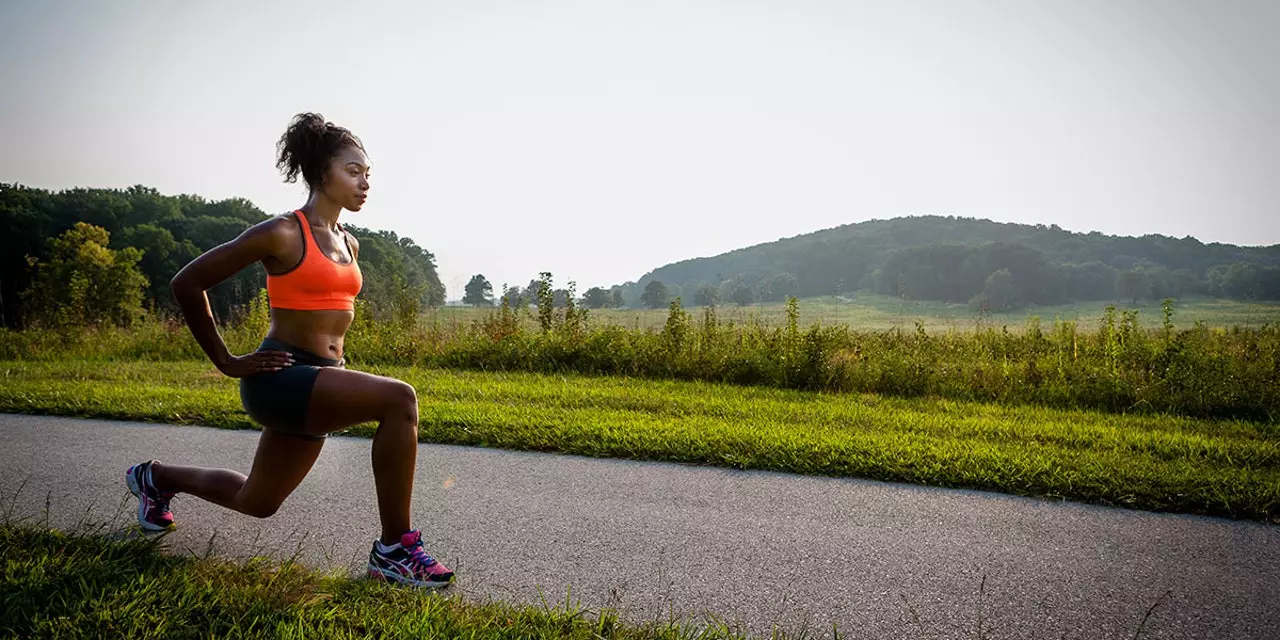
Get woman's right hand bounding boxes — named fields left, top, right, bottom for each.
left=218, top=350, right=296, bottom=378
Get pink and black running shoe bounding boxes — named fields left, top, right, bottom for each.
left=126, top=460, right=176, bottom=531
left=367, top=529, right=455, bottom=588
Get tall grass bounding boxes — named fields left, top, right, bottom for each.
left=2, top=293, right=1276, bottom=422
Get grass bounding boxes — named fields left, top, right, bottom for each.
left=428, top=293, right=1280, bottom=332
left=5, top=295, right=1279, bottom=423
left=0, top=518, right=779, bottom=639
left=0, top=516, right=1184, bottom=640
left=2, top=360, right=1276, bottom=523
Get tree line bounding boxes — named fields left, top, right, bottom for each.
left=0, top=183, right=443, bottom=328
left=461, top=273, right=626, bottom=309
left=9, top=182, right=1278, bottom=322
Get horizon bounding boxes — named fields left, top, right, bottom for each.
left=3, top=0, right=1277, bottom=298
left=5, top=181, right=1278, bottom=298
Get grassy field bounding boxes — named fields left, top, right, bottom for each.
left=0, top=520, right=776, bottom=639
left=6, top=295, right=1278, bottom=423
left=426, top=293, right=1280, bottom=332
left=2, top=360, right=1275, bottom=523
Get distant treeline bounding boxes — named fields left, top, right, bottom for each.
left=0, top=183, right=443, bottom=328
left=624, top=215, right=1280, bottom=310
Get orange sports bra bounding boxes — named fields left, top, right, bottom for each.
left=266, top=210, right=363, bottom=311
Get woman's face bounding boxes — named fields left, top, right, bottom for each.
left=321, top=145, right=371, bottom=212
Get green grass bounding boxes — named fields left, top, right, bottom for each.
left=0, top=520, right=779, bottom=639
left=2, top=360, right=1276, bottom=523
left=6, top=295, right=1278, bottom=423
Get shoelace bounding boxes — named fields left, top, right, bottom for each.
left=406, top=541, right=437, bottom=569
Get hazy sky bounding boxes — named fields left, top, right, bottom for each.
left=2, top=0, right=1277, bottom=298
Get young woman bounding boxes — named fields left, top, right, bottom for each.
left=125, top=112, right=453, bottom=589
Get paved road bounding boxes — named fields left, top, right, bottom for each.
left=1, top=414, right=1276, bottom=639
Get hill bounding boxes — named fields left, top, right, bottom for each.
left=618, top=216, right=1280, bottom=311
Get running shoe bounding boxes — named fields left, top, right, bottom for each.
left=125, top=460, right=176, bottom=531
left=367, top=529, right=455, bottom=588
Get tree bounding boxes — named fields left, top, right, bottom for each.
left=640, top=280, right=669, bottom=309
left=0, top=183, right=448, bottom=325
left=1171, top=269, right=1203, bottom=297
left=113, top=223, right=186, bottom=309
left=980, top=268, right=1019, bottom=311
left=463, top=274, right=494, bottom=306
left=1115, top=269, right=1151, bottom=305
left=730, top=283, right=755, bottom=306
left=609, top=286, right=626, bottom=309
left=187, top=196, right=266, bottom=226
left=1109, top=254, right=1143, bottom=271
left=1143, top=266, right=1174, bottom=300
left=1209, top=262, right=1280, bottom=300
left=21, top=222, right=148, bottom=328
left=502, top=285, right=525, bottom=307
left=768, top=273, right=798, bottom=302
left=121, top=185, right=182, bottom=228
left=754, top=277, right=773, bottom=303
left=694, top=284, right=719, bottom=307
left=1065, top=261, right=1115, bottom=301
left=581, top=286, right=612, bottom=309
left=343, top=224, right=445, bottom=319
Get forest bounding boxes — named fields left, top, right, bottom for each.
left=0, top=183, right=443, bottom=328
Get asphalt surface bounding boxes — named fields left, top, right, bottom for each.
left=1, top=414, right=1276, bottom=640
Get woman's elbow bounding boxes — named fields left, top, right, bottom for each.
left=170, top=268, right=203, bottom=297
left=169, top=271, right=188, bottom=295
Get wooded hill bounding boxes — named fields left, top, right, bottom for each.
left=0, top=183, right=443, bottom=328
left=620, top=216, right=1280, bottom=310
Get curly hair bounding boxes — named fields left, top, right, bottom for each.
left=275, top=113, right=365, bottom=189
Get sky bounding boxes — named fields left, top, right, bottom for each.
left=2, top=0, right=1277, bottom=299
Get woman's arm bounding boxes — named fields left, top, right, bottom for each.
left=170, top=218, right=295, bottom=377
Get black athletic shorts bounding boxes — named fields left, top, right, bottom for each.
left=238, top=338, right=345, bottom=441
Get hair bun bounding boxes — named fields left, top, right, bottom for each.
left=275, top=112, right=364, bottom=188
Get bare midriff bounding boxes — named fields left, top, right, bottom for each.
left=266, top=308, right=355, bottom=361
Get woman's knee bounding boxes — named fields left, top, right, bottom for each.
left=386, top=379, right=418, bottom=425
left=239, top=498, right=283, bottom=519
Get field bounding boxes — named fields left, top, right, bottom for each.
left=426, top=293, right=1280, bottom=332
left=6, top=294, right=1278, bottom=423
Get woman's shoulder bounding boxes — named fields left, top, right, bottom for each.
left=234, top=212, right=304, bottom=249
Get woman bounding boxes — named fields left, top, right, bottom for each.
left=125, top=112, right=453, bottom=589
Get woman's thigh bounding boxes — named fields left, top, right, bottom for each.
left=303, top=367, right=417, bottom=436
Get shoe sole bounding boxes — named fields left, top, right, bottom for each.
left=126, top=466, right=174, bottom=532
left=367, top=565, right=453, bottom=588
